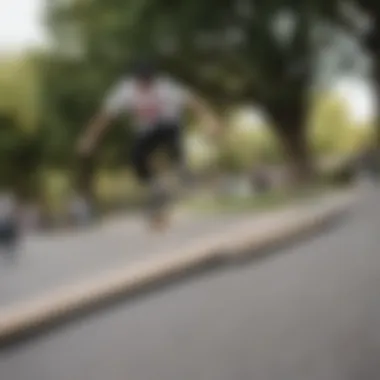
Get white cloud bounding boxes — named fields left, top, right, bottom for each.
left=0, top=0, right=45, bottom=52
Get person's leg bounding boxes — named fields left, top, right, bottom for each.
left=132, top=124, right=185, bottom=177
left=130, top=133, right=154, bottom=184
left=163, top=124, right=191, bottom=187
left=130, top=130, right=169, bottom=220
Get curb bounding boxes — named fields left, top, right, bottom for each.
left=0, top=191, right=356, bottom=346
left=220, top=192, right=354, bottom=259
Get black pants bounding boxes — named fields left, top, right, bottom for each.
left=130, top=123, right=183, bottom=184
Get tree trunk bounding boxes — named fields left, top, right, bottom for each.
left=372, top=62, right=380, bottom=150
left=267, top=98, right=314, bottom=184
left=365, top=21, right=380, bottom=150
left=76, top=156, right=97, bottom=204
left=276, top=124, right=314, bottom=183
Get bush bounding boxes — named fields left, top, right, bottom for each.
left=324, top=160, right=357, bottom=186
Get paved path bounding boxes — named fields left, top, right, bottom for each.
left=0, top=192, right=335, bottom=310
left=0, top=211, right=258, bottom=308
left=0, top=186, right=378, bottom=379
left=1, top=193, right=322, bottom=309
left=0, top=191, right=344, bottom=310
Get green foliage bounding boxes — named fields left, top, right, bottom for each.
left=0, top=114, right=43, bottom=198
left=216, top=115, right=284, bottom=173
left=0, top=56, right=40, bottom=133
left=44, top=0, right=321, bottom=174
left=4, top=0, right=377, bottom=205
left=309, top=91, right=374, bottom=156
left=0, top=57, right=44, bottom=197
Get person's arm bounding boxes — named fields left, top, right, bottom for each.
left=77, top=112, right=112, bottom=156
left=77, top=80, right=129, bottom=156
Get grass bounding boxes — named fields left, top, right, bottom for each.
left=182, top=182, right=339, bottom=215
left=40, top=168, right=348, bottom=222
left=41, top=169, right=143, bottom=211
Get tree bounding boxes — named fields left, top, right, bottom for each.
left=309, top=92, right=351, bottom=156
left=0, top=115, right=43, bottom=199
left=216, top=115, right=283, bottom=173
left=158, top=1, right=357, bottom=176
left=0, top=56, right=40, bottom=134
left=118, top=0, right=333, bottom=179
left=0, top=55, right=44, bottom=199
left=45, top=0, right=340, bottom=182
left=40, top=47, right=132, bottom=199
left=318, top=0, right=380, bottom=147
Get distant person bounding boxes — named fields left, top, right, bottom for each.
left=0, top=191, right=19, bottom=255
left=252, top=166, right=270, bottom=194
left=357, top=145, right=379, bottom=183
left=78, top=59, right=222, bottom=230
left=68, top=193, right=93, bottom=227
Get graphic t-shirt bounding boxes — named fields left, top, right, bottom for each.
left=103, top=76, right=190, bottom=131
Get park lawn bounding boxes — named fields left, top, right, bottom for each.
left=182, top=182, right=338, bottom=214
left=42, top=169, right=143, bottom=215
left=41, top=168, right=345, bottom=221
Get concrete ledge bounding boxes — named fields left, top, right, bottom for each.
left=221, top=192, right=354, bottom=259
left=0, top=191, right=356, bottom=346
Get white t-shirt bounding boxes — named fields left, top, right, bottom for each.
left=103, top=76, right=191, bottom=130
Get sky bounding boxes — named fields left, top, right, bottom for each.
left=335, top=77, right=375, bottom=124
left=0, top=0, right=376, bottom=124
left=0, top=0, right=45, bottom=52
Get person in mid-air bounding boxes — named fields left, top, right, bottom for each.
left=77, top=60, right=222, bottom=229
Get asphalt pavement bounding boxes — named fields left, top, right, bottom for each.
left=0, top=211, right=263, bottom=308
left=0, top=186, right=379, bottom=380
left=0, top=194, right=322, bottom=309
